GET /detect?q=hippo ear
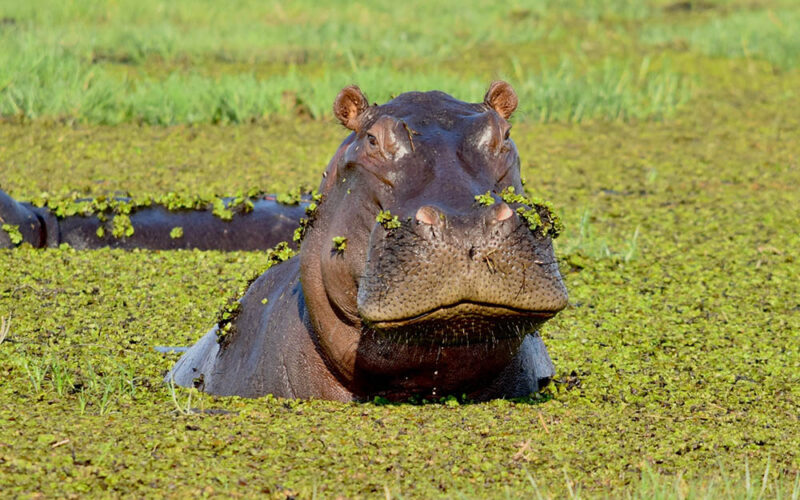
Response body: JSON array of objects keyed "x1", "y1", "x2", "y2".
[
  {"x1": 484, "y1": 81, "x2": 518, "y2": 120},
  {"x1": 334, "y1": 85, "x2": 369, "y2": 130}
]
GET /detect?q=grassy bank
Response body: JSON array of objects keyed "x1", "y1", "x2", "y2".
[
  {"x1": 0, "y1": 0, "x2": 719, "y2": 124},
  {"x1": 4, "y1": 1, "x2": 797, "y2": 125}
]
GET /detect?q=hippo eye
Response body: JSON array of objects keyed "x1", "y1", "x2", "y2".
[{"x1": 367, "y1": 133, "x2": 378, "y2": 147}]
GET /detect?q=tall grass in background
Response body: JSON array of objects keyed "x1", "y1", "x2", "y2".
[
  {"x1": 0, "y1": 0, "x2": 652, "y2": 64},
  {"x1": 643, "y1": 9, "x2": 800, "y2": 70},
  {"x1": 0, "y1": 39, "x2": 691, "y2": 124},
  {"x1": 0, "y1": 0, "x2": 692, "y2": 124},
  {"x1": 0, "y1": 52, "x2": 691, "y2": 124},
  {"x1": 2, "y1": 0, "x2": 797, "y2": 124}
]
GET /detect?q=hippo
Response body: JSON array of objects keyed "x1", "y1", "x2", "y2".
[
  {"x1": 164, "y1": 82, "x2": 569, "y2": 401},
  {"x1": 0, "y1": 189, "x2": 306, "y2": 251}
]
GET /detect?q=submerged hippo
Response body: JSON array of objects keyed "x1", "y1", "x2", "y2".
[
  {"x1": 0, "y1": 189, "x2": 306, "y2": 251},
  {"x1": 166, "y1": 82, "x2": 569, "y2": 401}
]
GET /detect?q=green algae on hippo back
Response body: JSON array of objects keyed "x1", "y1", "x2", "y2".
[
  {"x1": 169, "y1": 81, "x2": 568, "y2": 401},
  {"x1": 0, "y1": 187, "x2": 310, "y2": 251}
]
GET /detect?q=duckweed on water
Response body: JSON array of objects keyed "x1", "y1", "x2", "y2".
[
  {"x1": 210, "y1": 198, "x2": 234, "y2": 221},
  {"x1": 215, "y1": 299, "x2": 241, "y2": 342},
  {"x1": 292, "y1": 220, "x2": 309, "y2": 243},
  {"x1": 275, "y1": 186, "x2": 309, "y2": 206},
  {"x1": 475, "y1": 188, "x2": 562, "y2": 237},
  {"x1": 263, "y1": 241, "x2": 296, "y2": 266},
  {"x1": 29, "y1": 189, "x2": 299, "y2": 232},
  {"x1": 291, "y1": 194, "x2": 322, "y2": 244},
  {"x1": 2, "y1": 54, "x2": 800, "y2": 493}
]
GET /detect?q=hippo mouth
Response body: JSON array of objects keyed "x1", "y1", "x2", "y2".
[
  {"x1": 368, "y1": 300, "x2": 556, "y2": 327},
  {"x1": 362, "y1": 301, "x2": 556, "y2": 346}
]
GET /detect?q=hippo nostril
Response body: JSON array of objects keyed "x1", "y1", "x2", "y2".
[
  {"x1": 495, "y1": 203, "x2": 513, "y2": 222},
  {"x1": 486, "y1": 202, "x2": 514, "y2": 225},
  {"x1": 415, "y1": 206, "x2": 441, "y2": 226}
]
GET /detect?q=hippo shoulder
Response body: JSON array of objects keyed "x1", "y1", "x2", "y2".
[
  {"x1": 169, "y1": 256, "x2": 353, "y2": 400},
  {"x1": 168, "y1": 258, "x2": 303, "y2": 396}
]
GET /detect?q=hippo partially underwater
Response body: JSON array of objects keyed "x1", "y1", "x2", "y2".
[{"x1": 1, "y1": 82, "x2": 569, "y2": 401}]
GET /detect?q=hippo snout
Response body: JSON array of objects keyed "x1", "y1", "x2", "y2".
[{"x1": 357, "y1": 203, "x2": 568, "y2": 338}]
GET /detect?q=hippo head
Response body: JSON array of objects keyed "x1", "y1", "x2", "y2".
[{"x1": 299, "y1": 82, "x2": 568, "y2": 400}]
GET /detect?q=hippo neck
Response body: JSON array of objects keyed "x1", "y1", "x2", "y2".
[{"x1": 298, "y1": 217, "x2": 363, "y2": 390}]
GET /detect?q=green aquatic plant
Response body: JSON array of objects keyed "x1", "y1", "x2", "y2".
[
  {"x1": 557, "y1": 209, "x2": 640, "y2": 263},
  {"x1": 0, "y1": 2, "x2": 799, "y2": 495},
  {"x1": 264, "y1": 241, "x2": 296, "y2": 266},
  {"x1": 376, "y1": 210, "x2": 401, "y2": 230},
  {"x1": 0, "y1": 316, "x2": 9, "y2": 344},
  {"x1": 111, "y1": 214, "x2": 134, "y2": 238},
  {"x1": 211, "y1": 197, "x2": 233, "y2": 220},
  {"x1": 214, "y1": 241, "x2": 296, "y2": 344},
  {"x1": 474, "y1": 191, "x2": 495, "y2": 206},
  {"x1": 227, "y1": 193, "x2": 255, "y2": 214},
  {"x1": 498, "y1": 186, "x2": 563, "y2": 238},
  {"x1": 1, "y1": 224, "x2": 23, "y2": 245},
  {"x1": 160, "y1": 192, "x2": 209, "y2": 211},
  {"x1": 292, "y1": 192, "x2": 322, "y2": 244},
  {"x1": 293, "y1": 223, "x2": 306, "y2": 243},
  {"x1": 276, "y1": 186, "x2": 307, "y2": 205},
  {"x1": 215, "y1": 299, "x2": 241, "y2": 343},
  {"x1": 332, "y1": 236, "x2": 347, "y2": 253}
]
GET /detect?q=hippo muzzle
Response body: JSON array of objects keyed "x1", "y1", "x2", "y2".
[{"x1": 357, "y1": 202, "x2": 568, "y2": 346}]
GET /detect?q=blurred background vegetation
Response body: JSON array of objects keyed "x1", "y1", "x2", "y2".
[{"x1": 0, "y1": 0, "x2": 795, "y2": 124}]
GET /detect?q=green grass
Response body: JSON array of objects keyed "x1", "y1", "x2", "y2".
[
  {"x1": 555, "y1": 209, "x2": 641, "y2": 262},
  {"x1": 0, "y1": 0, "x2": 698, "y2": 124},
  {"x1": 1, "y1": 0, "x2": 800, "y2": 497},
  {"x1": 643, "y1": 9, "x2": 800, "y2": 70},
  {"x1": 0, "y1": 41, "x2": 692, "y2": 124},
  {"x1": 6, "y1": 0, "x2": 797, "y2": 124},
  {"x1": 3, "y1": 1, "x2": 797, "y2": 124},
  {"x1": 0, "y1": 0, "x2": 650, "y2": 64}
]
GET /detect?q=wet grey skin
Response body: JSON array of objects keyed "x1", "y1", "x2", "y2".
[
  {"x1": 0, "y1": 189, "x2": 306, "y2": 251},
  {"x1": 167, "y1": 81, "x2": 569, "y2": 401}
]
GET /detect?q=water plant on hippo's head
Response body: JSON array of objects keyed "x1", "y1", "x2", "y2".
[{"x1": 168, "y1": 81, "x2": 569, "y2": 402}]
